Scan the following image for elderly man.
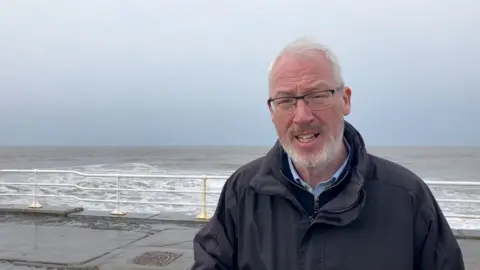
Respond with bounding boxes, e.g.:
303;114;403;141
192;38;464;269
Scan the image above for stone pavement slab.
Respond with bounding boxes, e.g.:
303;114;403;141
84;227;198;269
0;223;147;267
458;239;480;270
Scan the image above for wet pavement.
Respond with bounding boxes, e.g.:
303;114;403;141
0;222;196;269
0;205;479;269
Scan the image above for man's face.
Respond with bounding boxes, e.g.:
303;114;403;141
268;52;352;168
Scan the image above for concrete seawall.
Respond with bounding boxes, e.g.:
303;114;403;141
0;204;479;269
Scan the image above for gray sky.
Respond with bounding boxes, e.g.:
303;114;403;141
0;0;478;146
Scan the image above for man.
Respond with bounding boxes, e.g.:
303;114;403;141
192;38;464;269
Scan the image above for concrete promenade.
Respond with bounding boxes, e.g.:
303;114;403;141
0;205;479;269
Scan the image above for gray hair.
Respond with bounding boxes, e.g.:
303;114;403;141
268;37;344;88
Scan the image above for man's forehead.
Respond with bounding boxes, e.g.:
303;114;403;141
270;55;335;91
271;80;332;96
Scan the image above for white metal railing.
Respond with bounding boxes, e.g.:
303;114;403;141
0;169;227;220
0;169;479;220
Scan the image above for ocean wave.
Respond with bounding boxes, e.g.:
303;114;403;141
0;163;479;229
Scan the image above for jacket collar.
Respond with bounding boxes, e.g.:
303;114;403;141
250;121;370;226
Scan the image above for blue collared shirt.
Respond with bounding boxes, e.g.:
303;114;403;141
288;139;350;197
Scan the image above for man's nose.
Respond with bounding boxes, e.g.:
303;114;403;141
292;99;314;123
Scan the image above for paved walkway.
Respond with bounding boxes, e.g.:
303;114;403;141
0;206;479;269
0;222;195;269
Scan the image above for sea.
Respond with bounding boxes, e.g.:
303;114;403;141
0;146;479;229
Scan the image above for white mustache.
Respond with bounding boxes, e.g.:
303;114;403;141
289;123;322;135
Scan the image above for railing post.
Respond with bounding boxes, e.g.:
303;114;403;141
28;169;42;208
197;175;210;220
111;174;125;216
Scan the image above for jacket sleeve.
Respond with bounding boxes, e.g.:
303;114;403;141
414;186;465;270
191;181;238;270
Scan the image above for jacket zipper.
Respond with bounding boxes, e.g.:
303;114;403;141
314;168;362;214
327;169;364;213
253;171;315;270
306;169;351;222
311;195;319;223
252;169;361;270
278;170;316;270
279;170;316;218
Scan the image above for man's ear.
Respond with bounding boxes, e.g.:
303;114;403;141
342;87;352;116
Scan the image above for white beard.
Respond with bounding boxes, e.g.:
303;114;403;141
280;128;344;169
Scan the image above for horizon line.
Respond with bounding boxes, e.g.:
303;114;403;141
0;144;479;148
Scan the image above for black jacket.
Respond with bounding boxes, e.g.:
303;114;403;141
192;122;464;270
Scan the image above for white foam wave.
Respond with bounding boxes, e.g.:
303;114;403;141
0;164;479;229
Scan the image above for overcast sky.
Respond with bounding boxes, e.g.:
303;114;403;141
0;0;478;146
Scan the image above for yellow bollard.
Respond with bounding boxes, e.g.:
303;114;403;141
196;176;210;220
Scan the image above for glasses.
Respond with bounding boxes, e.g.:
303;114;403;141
268;86;343;114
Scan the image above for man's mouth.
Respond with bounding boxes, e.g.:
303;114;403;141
295;133;320;143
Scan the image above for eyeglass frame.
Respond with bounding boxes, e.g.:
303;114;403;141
267;85;344;114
